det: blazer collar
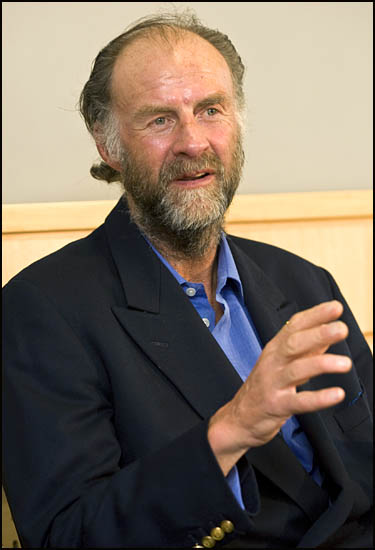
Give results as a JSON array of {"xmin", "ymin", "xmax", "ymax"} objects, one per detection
[
  {"xmin": 104, "ymin": 197, "xmax": 160, "ymax": 313},
  {"xmin": 103, "ymin": 198, "xmax": 297, "ymax": 420},
  {"xmin": 104, "ymin": 198, "xmax": 297, "ymax": 327}
]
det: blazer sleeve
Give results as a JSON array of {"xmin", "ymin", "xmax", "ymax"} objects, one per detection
[
  {"xmin": 321, "ymin": 267, "xmax": 373, "ymax": 411},
  {"xmin": 3, "ymin": 278, "xmax": 256, "ymax": 549}
]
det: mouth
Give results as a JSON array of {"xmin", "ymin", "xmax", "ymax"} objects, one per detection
[{"xmin": 171, "ymin": 171, "xmax": 215, "ymax": 187}]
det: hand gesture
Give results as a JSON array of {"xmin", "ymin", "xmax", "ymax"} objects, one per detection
[{"xmin": 208, "ymin": 300, "xmax": 352, "ymax": 475}]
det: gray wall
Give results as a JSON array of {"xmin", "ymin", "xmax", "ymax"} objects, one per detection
[{"xmin": 3, "ymin": 2, "xmax": 373, "ymax": 204}]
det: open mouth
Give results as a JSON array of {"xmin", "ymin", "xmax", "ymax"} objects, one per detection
[
  {"xmin": 173, "ymin": 172, "xmax": 214, "ymax": 185},
  {"xmin": 178, "ymin": 172, "xmax": 209, "ymax": 181}
]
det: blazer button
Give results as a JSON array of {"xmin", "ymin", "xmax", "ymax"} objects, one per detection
[
  {"xmin": 202, "ymin": 535, "xmax": 216, "ymax": 548},
  {"xmin": 220, "ymin": 520, "xmax": 234, "ymax": 534},
  {"xmin": 211, "ymin": 527, "xmax": 225, "ymax": 541}
]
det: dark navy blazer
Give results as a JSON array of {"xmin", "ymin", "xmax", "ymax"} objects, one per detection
[{"xmin": 3, "ymin": 198, "xmax": 373, "ymax": 548}]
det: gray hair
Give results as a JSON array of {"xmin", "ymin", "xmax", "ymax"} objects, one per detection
[{"xmin": 79, "ymin": 9, "xmax": 246, "ymax": 183}]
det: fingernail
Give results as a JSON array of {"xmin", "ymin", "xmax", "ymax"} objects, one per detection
[
  {"xmin": 331, "ymin": 388, "xmax": 345, "ymax": 401},
  {"xmin": 336, "ymin": 356, "xmax": 351, "ymax": 367},
  {"xmin": 328, "ymin": 322, "xmax": 346, "ymax": 336},
  {"xmin": 329, "ymin": 300, "xmax": 343, "ymax": 313}
]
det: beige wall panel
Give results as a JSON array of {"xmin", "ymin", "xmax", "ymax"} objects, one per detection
[
  {"xmin": 2, "ymin": 487, "xmax": 19, "ymax": 549},
  {"xmin": 226, "ymin": 190, "xmax": 372, "ymax": 222},
  {"xmin": 365, "ymin": 334, "xmax": 373, "ymax": 352}
]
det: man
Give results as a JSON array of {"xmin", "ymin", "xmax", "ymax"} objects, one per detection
[{"xmin": 3, "ymin": 11, "xmax": 372, "ymax": 549}]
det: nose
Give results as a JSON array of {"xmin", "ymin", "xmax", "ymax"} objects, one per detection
[{"xmin": 171, "ymin": 118, "xmax": 209, "ymax": 158}]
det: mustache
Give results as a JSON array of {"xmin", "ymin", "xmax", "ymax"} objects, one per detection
[{"xmin": 159, "ymin": 152, "xmax": 225, "ymax": 185}]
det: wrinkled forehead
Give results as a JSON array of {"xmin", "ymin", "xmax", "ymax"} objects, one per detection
[{"xmin": 111, "ymin": 31, "xmax": 235, "ymax": 108}]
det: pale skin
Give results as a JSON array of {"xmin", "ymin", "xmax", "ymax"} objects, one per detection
[{"xmin": 97, "ymin": 32, "xmax": 352, "ymax": 477}]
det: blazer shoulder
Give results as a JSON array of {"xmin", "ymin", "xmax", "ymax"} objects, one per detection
[
  {"xmin": 3, "ymin": 224, "xmax": 114, "ymax": 298},
  {"xmin": 226, "ymin": 233, "xmax": 337, "ymax": 307}
]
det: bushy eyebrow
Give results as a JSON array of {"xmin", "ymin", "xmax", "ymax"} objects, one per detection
[
  {"xmin": 133, "ymin": 105, "xmax": 175, "ymax": 121},
  {"xmin": 194, "ymin": 93, "xmax": 229, "ymax": 111},
  {"xmin": 133, "ymin": 93, "xmax": 230, "ymax": 122}
]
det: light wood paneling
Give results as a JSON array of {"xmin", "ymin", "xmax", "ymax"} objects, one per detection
[
  {"xmin": 2, "ymin": 487, "xmax": 20, "ymax": 548},
  {"xmin": 2, "ymin": 200, "xmax": 115, "ymax": 233},
  {"xmin": 225, "ymin": 189, "xmax": 372, "ymax": 222},
  {"xmin": 2, "ymin": 189, "xmax": 371, "ymax": 233}
]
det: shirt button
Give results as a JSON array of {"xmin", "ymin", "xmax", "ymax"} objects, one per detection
[
  {"xmin": 186, "ymin": 287, "xmax": 196, "ymax": 297},
  {"xmin": 202, "ymin": 318, "xmax": 210, "ymax": 327}
]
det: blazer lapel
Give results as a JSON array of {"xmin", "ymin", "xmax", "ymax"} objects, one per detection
[
  {"xmin": 105, "ymin": 202, "xmax": 345, "ymax": 523},
  {"xmin": 112, "ymin": 274, "xmax": 244, "ymax": 420},
  {"xmin": 295, "ymin": 392, "xmax": 358, "ymax": 546},
  {"xmin": 105, "ymin": 199, "xmax": 243, "ymax": 420}
]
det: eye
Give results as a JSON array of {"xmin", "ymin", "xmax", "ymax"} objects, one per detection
[
  {"xmin": 154, "ymin": 117, "xmax": 167, "ymax": 126},
  {"xmin": 206, "ymin": 107, "xmax": 219, "ymax": 116}
]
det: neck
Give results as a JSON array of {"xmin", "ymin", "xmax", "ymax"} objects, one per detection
[
  {"xmin": 159, "ymin": 239, "xmax": 219, "ymax": 284},
  {"xmin": 146, "ymin": 229, "xmax": 221, "ymax": 307}
]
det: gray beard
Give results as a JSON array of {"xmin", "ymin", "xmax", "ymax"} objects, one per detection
[{"xmin": 120, "ymin": 135, "xmax": 244, "ymax": 259}]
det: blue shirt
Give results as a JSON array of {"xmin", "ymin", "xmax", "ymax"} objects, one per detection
[{"xmin": 146, "ymin": 235, "xmax": 323, "ymax": 508}]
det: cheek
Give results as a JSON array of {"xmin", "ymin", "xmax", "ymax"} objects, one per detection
[
  {"xmin": 209, "ymin": 124, "xmax": 237, "ymax": 161},
  {"xmin": 138, "ymin": 135, "xmax": 171, "ymax": 166}
]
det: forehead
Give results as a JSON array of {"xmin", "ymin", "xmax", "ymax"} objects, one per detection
[{"xmin": 111, "ymin": 32, "xmax": 235, "ymax": 109}]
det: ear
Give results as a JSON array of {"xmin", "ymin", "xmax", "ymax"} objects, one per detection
[{"xmin": 95, "ymin": 141, "xmax": 122, "ymax": 173}]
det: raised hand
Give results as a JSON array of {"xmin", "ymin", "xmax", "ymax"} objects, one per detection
[{"xmin": 208, "ymin": 300, "xmax": 352, "ymax": 475}]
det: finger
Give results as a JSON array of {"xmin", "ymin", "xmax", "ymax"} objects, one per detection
[
  {"xmin": 285, "ymin": 300, "xmax": 344, "ymax": 333},
  {"xmin": 279, "ymin": 354, "xmax": 352, "ymax": 388},
  {"xmin": 282, "ymin": 320, "xmax": 349, "ymax": 359},
  {"xmin": 292, "ymin": 387, "xmax": 346, "ymax": 414}
]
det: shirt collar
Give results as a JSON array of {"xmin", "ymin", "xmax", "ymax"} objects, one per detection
[
  {"xmin": 143, "ymin": 233, "xmax": 244, "ymax": 299},
  {"xmin": 216, "ymin": 235, "xmax": 244, "ymax": 299}
]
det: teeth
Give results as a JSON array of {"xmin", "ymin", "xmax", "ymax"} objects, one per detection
[{"xmin": 181, "ymin": 172, "xmax": 207, "ymax": 180}]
